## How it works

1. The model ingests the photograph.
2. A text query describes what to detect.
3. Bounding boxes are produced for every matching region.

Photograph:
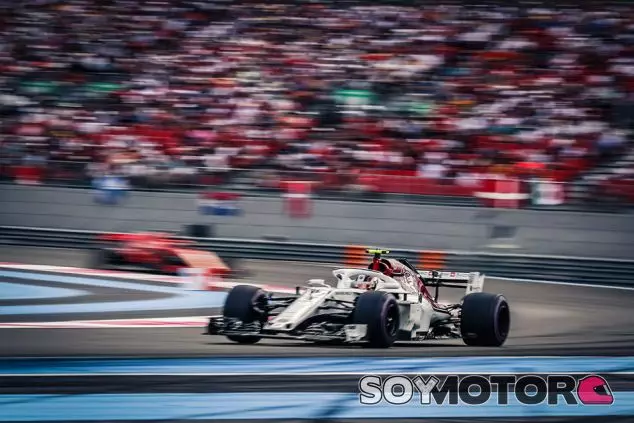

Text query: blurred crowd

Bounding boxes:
[1,0,634,194]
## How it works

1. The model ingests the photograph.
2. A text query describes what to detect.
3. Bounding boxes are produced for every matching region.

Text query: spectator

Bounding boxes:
[0,0,632,196]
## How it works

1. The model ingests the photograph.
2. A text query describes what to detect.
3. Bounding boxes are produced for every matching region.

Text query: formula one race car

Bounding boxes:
[93,232,229,277]
[207,249,510,348]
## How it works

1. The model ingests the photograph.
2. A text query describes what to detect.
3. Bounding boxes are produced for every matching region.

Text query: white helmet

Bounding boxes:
[354,274,378,290]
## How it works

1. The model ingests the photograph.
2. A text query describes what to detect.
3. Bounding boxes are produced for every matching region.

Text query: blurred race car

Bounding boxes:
[93,232,229,276]
[207,249,510,348]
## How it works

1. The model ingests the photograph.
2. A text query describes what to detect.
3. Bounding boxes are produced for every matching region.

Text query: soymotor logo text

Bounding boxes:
[359,374,614,406]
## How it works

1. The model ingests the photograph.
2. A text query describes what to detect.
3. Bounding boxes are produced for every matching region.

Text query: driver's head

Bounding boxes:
[355,275,378,290]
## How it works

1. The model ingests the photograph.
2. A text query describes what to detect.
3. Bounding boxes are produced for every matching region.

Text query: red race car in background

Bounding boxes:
[93,232,230,277]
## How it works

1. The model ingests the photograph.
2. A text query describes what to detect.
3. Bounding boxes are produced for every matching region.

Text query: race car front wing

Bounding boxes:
[206,316,368,343]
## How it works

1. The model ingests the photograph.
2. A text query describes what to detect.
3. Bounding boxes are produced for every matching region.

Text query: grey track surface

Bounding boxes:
[2,246,634,357]
[2,247,633,423]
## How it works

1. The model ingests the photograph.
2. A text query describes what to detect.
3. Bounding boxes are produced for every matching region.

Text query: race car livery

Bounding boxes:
[93,232,229,277]
[207,249,510,348]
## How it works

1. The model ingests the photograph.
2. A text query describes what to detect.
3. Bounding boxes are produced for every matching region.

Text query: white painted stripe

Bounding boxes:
[0,326,182,330]
[0,316,211,329]
[496,276,634,292]
[204,279,295,294]
[0,263,296,294]
[0,263,184,283]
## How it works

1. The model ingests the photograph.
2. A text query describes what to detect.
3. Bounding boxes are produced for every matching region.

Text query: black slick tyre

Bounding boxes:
[353,291,400,348]
[460,292,510,347]
[93,248,119,269]
[222,284,268,344]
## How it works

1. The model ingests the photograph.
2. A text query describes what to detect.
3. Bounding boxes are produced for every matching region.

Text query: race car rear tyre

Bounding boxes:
[92,248,120,269]
[460,293,510,347]
[223,284,268,344]
[353,291,400,348]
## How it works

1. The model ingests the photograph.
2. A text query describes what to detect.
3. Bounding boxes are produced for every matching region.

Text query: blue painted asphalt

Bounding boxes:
[0,392,633,421]
[0,270,198,294]
[0,282,88,300]
[0,290,225,315]
[2,357,634,375]
[0,270,226,315]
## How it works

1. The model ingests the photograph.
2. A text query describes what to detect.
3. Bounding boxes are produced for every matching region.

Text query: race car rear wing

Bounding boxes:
[418,270,484,296]
[395,257,484,297]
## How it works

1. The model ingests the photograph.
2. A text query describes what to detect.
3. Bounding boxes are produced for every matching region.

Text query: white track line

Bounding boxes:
[0,263,296,293]
[0,316,211,329]
[494,276,634,292]
[0,263,186,283]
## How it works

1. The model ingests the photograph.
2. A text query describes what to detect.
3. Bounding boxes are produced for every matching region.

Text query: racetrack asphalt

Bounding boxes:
[1,246,634,358]
[2,246,634,423]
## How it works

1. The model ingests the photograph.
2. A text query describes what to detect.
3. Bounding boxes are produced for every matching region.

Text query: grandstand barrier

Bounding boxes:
[7,164,634,211]
[2,226,634,287]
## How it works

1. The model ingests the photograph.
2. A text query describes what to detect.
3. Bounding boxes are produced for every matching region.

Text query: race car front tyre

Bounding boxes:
[222,284,268,344]
[353,291,400,348]
[460,292,510,347]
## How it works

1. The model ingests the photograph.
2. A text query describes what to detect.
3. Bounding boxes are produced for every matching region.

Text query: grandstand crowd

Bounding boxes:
[1,0,633,201]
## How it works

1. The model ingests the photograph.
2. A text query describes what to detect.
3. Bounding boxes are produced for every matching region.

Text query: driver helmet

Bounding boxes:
[354,274,378,290]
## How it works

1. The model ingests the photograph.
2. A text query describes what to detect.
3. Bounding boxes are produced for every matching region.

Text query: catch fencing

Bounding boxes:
[1,226,633,287]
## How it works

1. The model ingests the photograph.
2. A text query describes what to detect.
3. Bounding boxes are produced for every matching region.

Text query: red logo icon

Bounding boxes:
[577,375,614,405]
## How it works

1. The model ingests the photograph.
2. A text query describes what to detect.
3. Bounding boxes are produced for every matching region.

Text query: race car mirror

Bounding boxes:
[295,286,310,295]
[308,279,328,287]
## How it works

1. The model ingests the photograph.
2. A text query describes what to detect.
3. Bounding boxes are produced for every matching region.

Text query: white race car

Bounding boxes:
[207,249,510,348]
